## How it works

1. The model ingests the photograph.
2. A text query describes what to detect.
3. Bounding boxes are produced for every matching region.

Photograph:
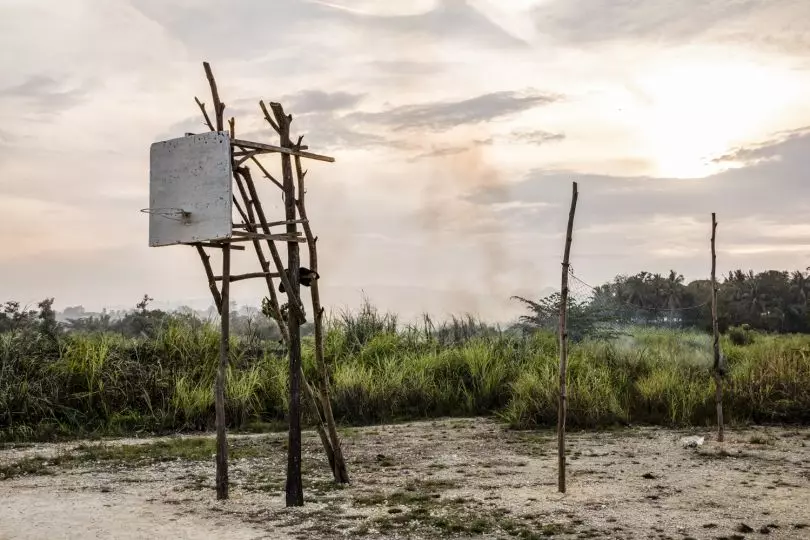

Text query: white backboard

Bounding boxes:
[148,131,233,247]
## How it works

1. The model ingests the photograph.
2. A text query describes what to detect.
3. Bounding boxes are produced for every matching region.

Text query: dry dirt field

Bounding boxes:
[1,418,809,539]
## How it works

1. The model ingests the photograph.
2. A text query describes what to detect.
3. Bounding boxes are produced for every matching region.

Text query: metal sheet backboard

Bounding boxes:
[149,131,233,247]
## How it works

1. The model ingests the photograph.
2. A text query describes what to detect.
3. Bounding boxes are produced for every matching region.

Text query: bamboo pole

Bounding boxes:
[215,245,230,499]
[711,213,725,442]
[558,181,578,494]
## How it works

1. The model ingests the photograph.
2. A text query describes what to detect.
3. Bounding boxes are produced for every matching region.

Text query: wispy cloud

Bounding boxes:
[350,90,562,131]
[510,130,565,145]
[281,90,366,114]
[0,75,94,115]
[531,0,762,45]
[409,138,493,160]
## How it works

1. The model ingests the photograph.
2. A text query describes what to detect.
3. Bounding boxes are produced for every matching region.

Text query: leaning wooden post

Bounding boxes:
[711,213,725,442]
[215,245,231,499]
[558,181,578,494]
[293,149,350,484]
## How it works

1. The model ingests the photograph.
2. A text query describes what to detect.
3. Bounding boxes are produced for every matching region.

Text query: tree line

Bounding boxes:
[514,268,810,337]
[5,267,810,344]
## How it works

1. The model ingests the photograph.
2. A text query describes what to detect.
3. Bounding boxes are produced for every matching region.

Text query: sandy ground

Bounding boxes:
[1,418,809,539]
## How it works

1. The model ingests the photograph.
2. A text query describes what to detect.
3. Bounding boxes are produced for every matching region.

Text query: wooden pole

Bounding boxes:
[195,244,222,310]
[558,181,578,494]
[294,150,350,484]
[711,213,725,442]
[203,61,224,131]
[273,103,304,507]
[215,245,230,499]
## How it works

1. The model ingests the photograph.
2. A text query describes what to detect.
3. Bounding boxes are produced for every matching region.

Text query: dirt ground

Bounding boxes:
[1,418,809,539]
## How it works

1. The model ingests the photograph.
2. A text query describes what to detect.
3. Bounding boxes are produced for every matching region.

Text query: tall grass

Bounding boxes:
[2,303,809,441]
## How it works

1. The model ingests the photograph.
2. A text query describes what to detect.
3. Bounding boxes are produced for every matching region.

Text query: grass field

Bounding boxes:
[2,304,809,442]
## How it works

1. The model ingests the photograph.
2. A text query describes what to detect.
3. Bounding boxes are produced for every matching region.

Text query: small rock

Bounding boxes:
[680,436,705,448]
[100,486,112,493]
[736,523,755,533]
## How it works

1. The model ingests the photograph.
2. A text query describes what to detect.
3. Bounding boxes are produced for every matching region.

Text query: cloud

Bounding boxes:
[350,90,561,131]
[405,129,564,161]
[530,0,810,61]
[409,138,493,160]
[129,0,330,61]
[282,90,366,114]
[0,75,94,115]
[241,111,391,152]
[712,126,810,166]
[313,0,531,49]
[510,130,565,145]
[463,127,810,284]
[531,0,761,45]
[131,0,527,65]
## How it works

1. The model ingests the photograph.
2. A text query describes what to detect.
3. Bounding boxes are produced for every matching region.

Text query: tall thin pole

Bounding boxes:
[558,181,578,494]
[273,104,304,507]
[215,245,231,499]
[711,213,724,442]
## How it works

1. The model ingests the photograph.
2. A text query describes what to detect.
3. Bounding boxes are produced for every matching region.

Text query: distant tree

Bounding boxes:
[37,298,60,341]
[512,292,621,342]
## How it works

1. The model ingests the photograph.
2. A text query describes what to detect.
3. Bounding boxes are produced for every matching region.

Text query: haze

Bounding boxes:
[1,0,809,322]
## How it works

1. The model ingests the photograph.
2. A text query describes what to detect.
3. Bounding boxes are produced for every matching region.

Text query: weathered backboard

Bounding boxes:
[148,131,233,247]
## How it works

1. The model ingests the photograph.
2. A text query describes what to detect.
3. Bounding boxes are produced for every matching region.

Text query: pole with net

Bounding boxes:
[558,181,578,494]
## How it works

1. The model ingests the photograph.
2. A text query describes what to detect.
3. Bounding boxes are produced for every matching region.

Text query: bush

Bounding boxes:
[727,324,756,346]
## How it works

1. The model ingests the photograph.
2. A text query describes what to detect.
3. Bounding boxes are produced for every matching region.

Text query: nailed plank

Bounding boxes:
[214,271,280,282]
[186,242,245,251]
[228,234,306,243]
[232,139,335,163]
[233,219,308,229]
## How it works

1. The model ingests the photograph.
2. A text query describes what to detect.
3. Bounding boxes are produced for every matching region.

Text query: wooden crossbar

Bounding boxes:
[232,139,335,163]
[185,242,245,251]
[214,271,280,282]
[233,219,308,229]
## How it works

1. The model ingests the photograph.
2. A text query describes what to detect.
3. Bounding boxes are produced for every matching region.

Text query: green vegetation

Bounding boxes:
[2,271,810,442]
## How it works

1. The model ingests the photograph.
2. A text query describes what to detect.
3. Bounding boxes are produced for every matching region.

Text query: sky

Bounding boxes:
[1,0,810,323]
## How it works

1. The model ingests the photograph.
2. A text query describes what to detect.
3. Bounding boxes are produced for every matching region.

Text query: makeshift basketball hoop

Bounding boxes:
[142,61,349,506]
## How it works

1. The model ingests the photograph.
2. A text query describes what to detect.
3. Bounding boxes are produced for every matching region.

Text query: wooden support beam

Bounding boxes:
[228,231,306,243]
[194,244,223,310]
[215,245,230,500]
[232,139,335,163]
[194,97,215,132]
[234,146,307,156]
[233,219,308,229]
[187,242,245,251]
[274,101,305,508]
[294,148,350,485]
[230,171,287,339]
[247,154,284,191]
[236,167,307,322]
[214,271,280,282]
